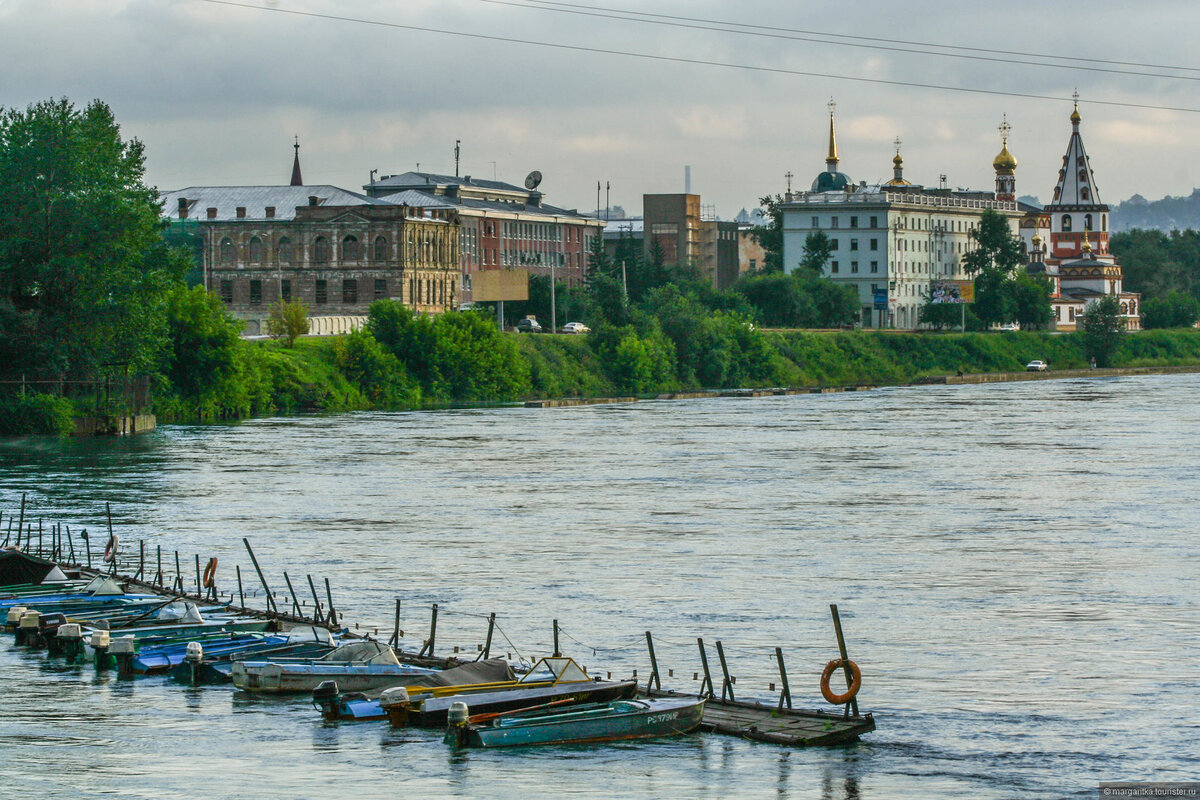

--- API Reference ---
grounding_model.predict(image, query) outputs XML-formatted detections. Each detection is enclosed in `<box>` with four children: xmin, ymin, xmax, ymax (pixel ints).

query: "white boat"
<box><xmin>231</xmin><ymin>640</ymin><xmax>436</xmax><ymax>693</ymax></box>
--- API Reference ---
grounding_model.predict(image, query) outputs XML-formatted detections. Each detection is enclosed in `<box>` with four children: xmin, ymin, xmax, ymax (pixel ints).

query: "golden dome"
<box><xmin>893</xmin><ymin>153</ymin><xmax>903</xmax><ymax>166</ymax></box>
<box><xmin>1032</xmin><ymin>233</ymin><xmax>1042</xmax><ymax>245</ymax></box>
<box><xmin>993</xmin><ymin>144</ymin><xmax>1017</xmax><ymax>172</ymax></box>
<box><xmin>1070</xmin><ymin>106</ymin><xmax>1082</xmax><ymax>124</ymax></box>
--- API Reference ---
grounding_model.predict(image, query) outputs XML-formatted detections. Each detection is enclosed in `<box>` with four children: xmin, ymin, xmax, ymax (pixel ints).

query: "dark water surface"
<box><xmin>0</xmin><ymin>374</ymin><xmax>1197</xmax><ymax>799</ymax></box>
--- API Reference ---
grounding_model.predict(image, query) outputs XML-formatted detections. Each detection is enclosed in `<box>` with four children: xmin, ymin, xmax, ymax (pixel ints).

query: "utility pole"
<box><xmin>454</xmin><ymin>140</ymin><xmax>461</xmax><ymax>177</ymax></box>
<box><xmin>605</xmin><ymin>181</ymin><xmax>610</xmax><ymax>221</ymax></box>
<box><xmin>596</xmin><ymin>181</ymin><xmax>601</xmax><ymax>218</ymax></box>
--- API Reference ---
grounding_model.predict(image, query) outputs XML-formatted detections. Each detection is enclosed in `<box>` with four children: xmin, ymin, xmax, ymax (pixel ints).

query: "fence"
<box><xmin>0</xmin><ymin>375</ymin><xmax>151</xmax><ymax>415</ymax></box>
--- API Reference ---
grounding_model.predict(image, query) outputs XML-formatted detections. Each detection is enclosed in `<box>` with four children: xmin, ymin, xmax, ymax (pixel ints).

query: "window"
<box><xmin>870</xmin><ymin>261</ymin><xmax>879</xmax><ymax>273</ymax></box>
<box><xmin>219</xmin><ymin>279</ymin><xmax>232</xmax><ymax>303</ymax></box>
<box><xmin>219</xmin><ymin>238</ymin><xmax>233</xmax><ymax>265</ymax></box>
<box><xmin>373</xmin><ymin>279</ymin><xmax>387</xmax><ymax>299</ymax></box>
<box><xmin>374</xmin><ymin>236</ymin><xmax>387</xmax><ymax>262</ymax></box>
<box><xmin>315</xmin><ymin>279</ymin><xmax>327</xmax><ymax>304</ymax></box>
<box><xmin>1084</xmin><ymin>213</ymin><xmax>1093</xmax><ymax>231</ymax></box>
<box><xmin>249</xmin><ymin>279</ymin><xmax>262</xmax><ymax>305</ymax></box>
<box><xmin>281</xmin><ymin>279</ymin><xmax>291</xmax><ymax>302</ymax></box>
<box><xmin>749</xmin><ymin>259</ymin><xmax>757</xmax><ymax>270</ymax></box>
<box><xmin>870</xmin><ymin>239</ymin><xmax>878</xmax><ymax>251</ymax></box>
<box><xmin>342</xmin><ymin>279</ymin><xmax>358</xmax><ymax>304</ymax></box>
<box><xmin>314</xmin><ymin>237</ymin><xmax>330</xmax><ymax>263</ymax></box>
<box><xmin>850</xmin><ymin>239</ymin><xmax>859</xmax><ymax>251</ymax></box>
<box><xmin>1061</xmin><ymin>215</ymin><xmax>1072</xmax><ymax>232</ymax></box>
<box><xmin>850</xmin><ymin>216</ymin><xmax>858</xmax><ymax>228</ymax></box>
<box><xmin>342</xmin><ymin>235</ymin><xmax>361</xmax><ymax>261</ymax></box>
<box><xmin>1081</xmin><ymin>187</ymin><xmax>1090</xmax><ymax>201</ymax></box>
<box><xmin>248</xmin><ymin>237</ymin><xmax>263</xmax><ymax>263</ymax></box>
<box><xmin>830</xmin><ymin>239</ymin><xmax>839</xmax><ymax>251</ymax></box>
<box><xmin>278</xmin><ymin>237</ymin><xmax>291</xmax><ymax>263</ymax></box>
<box><xmin>831</xmin><ymin>216</ymin><xmax>839</xmax><ymax>228</ymax></box>
<box><xmin>831</xmin><ymin>260</ymin><xmax>839</xmax><ymax>274</ymax></box>
<box><xmin>851</xmin><ymin>261</ymin><xmax>859</xmax><ymax>274</ymax></box>
<box><xmin>870</xmin><ymin>216</ymin><xmax>878</xmax><ymax>228</ymax></box>
<box><xmin>811</xmin><ymin>216</ymin><xmax>819</xmax><ymax>227</ymax></box>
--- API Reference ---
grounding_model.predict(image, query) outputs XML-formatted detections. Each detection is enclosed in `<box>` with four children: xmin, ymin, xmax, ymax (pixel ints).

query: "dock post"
<box><xmin>715</xmin><ymin>640</ymin><xmax>735</xmax><ymax>702</ymax></box>
<box><xmin>830</xmin><ymin>603</ymin><xmax>859</xmax><ymax>717</ymax></box>
<box><xmin>282</xmin><ymin>573</ymin><xmax>303</xmax><ymax>618</ymax></box>
<box><xmin>645</xmin><ymin>631</ymin><xmax>662</xmax><ymax>691</ymax></box>
<box><xmin>38</xmin><ymin>519</ymin><xmax>43</xmax><ymax>558</ymax></box>
<box><xmin>105</xmin><ymin>503</ymin><xmax>114</xmax><ymax>569</ymax></box>
<box><xmin>389</xmin><ymin>599</ymin><xmax>401</xmax><ymax>647</ymax></box>
<box><xmin>418</xmin><ymin>604</ymin><xmax>438</xmax><ymax>657</ymax></box>
<box><xmin>136</xmin><ymin>541</ymin><xmax>144</xmax><ymax>581</ymax></box>
<box><xmin>82</xmin><ymin>529</ymin><xmax>92</xmax><ymax>569</ymax></box>
<box><xmin>66</xmin><ymin>526</ymin><xmax>75</xmax><ymax>564</ymax></box>
<box><xmin>194</xmin><ymin>554</ymin><xmax>202</xmax><ymax>597</ymax></box>
<box><xmin>16</xmin><ymin>493</ymin><xmax>24</xmax><ymax>542</ymax></box>
<box><xmin>241</xmin><ymin>539</ymin><xmax>277</xmax><ymax>614</ymax></box>
<box><xmin>236</xmin><ymin>565</ymin><xmax>245</xmax><ymax>609</ymax></box>
<box><xmin>553</xmin><ymin>619</ymin><xmax>560</xmax><ymax>657</ymax></box>
<box><xmin>324</xmin><ymin>578</ymin><xmax>337</xmax><ymax>627</ymax></box>
<box><xmin>154</xmin><ymin>545</ymin><xmax>162</xmax><ymax>587</ymax></box>
<box><xmin>481</xmin><ymin>613</ymin><xmax>495</xmax><ymax>660</ymax></box>
<box><xmin>173</xmin><ymin>551</ymin><xmax>183</xmax><ymax>594</ymax></box>
<box><xmin>696</xmin><ymin>638</ymin><xmax>714</xmax><ymax>698</ymax></box>
<box><xmin>2</xmin><ymin>517</ymin><xmax>9</xmax><ymax>548</ymax></box>
<box><xmin>775</xmin><ymin>647</ymin><xmax>793</xmax><ymax>710</ymax></box>
<box><xmin>306</xmin><ymin>575</ymin><xmax>325</xmax><ymax>622</ymax></box>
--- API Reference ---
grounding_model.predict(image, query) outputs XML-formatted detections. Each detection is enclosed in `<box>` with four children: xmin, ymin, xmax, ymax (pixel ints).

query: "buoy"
<box><xmin>819</xmin><ymin>658</ymin><xmax>862</xmax><ymax>706</ymax></box>
<box><xmin>202</xmin><ymin>558</ymin><xmax>217</xmax><ymax>589</ymax></box>
<box><xmin>103</xmin><ymin>533</ymin><xmax>119</xmax><ymax>563</ymax></box>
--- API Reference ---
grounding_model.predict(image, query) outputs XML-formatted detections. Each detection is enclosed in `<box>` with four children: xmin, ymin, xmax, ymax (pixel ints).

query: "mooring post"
<box><xmin>2</xmin><ymin>517</ymin><xmax>9</xmax><ymax>548</ymax></box>
<box><xmin>696</xmin><ymin>638</ymin><xmax>714</xmax><ymax>698</ymax></box>
<box><xmin>481</xmin><ymin>612</ymin><xmax>495</xmax><ymax>660</ymax></box>
<box><xmin>715</xmin><ymin>640</ymin><xmax>735</xmax><ymax>702</ymax></box>
<box><xmin>17</xmin><ymin>493</ymin><xmax>25</xmax><ymax>540</ymax></box>
<box><xmin>66</xmin><ymin>525</ymin><xmax>75</xmax><ymax>564</ymax></box>
<box><xmin>154</xmin><ymin>545</ymin><xmax>162</xmax><ymax>587</ymax></box>
<box><xmin>830</xmin><ymin>603</ymin><xmax>859</xmax><ymax>717</ymax></box>
<box><xmin>173</xmin><ymin>551</ymin><xmax>183</xmax><ymax>594</ymax></box>
<box><xmin>305</xmin><ymin>575</ymin><xmax>325</xmax><ymax>622</ymax></box>
<box><xmin>419</xmin><ymin>604</ymin><xmax>438</xmax><ymax>657</ymax></box>
<box><xmin>194</xmin><ymin>554</ymin><xmax>202</xmax><ymax>597</ymax></box>
<box><xmin>553</xmin><ymin>619</ymin><xmax>560</xmax><ymax>657</ymax></box>
<box><xmin>38</xmin><ymin>519</ymin><xmax>43</xmax><ymax>558</ymax></box>
<box><xmin>282</xmin><ymin>572</ymin><xmax>303</xmax><ymax>618</ymax></box>
<box><xmin>645</xmin><ymin>631</ymin><xmax>662</xmax><ymax>691</ymax></box>
<box><xmin>82</xmin><ymin>529</ymin><xmax>92</xmax><ymax>569</ymax></box>
<box><xmin>136</xmin><ymin>541</ymin><xmax>144</xmax><ymax>581</ymax></box>
<box><xmin>236</xmin><ymin>564</ymin><xmax>245</xmax><ymax>609</ymax></box>
<box><xmin>389</xmin><ymin>599</ymin><xmax>401</xmax><ymax>648</ymax></box>
<box><xmin>324</xmin><ymin>578</ymin><xmax>337</xmax><ymax>627</ymax></box>
<box><xmin>241</xmin><ymin>539</ymin><xmax>277</xmax><ymax>614</ymax></box>
<box><xmin>775</xmin><ymin>646</ymin><xmax>793</xmax><ymax>710</ymax></box>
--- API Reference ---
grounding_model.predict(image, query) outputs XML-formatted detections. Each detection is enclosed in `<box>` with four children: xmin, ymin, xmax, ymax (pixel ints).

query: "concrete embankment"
<box><xmin>931</xmin><ymin>364</ymin><xmax>1200</xmax><ymax>385</ymax></box>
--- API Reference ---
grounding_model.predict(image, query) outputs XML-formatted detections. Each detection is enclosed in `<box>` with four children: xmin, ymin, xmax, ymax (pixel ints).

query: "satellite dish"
<box><xmin>524</xmin><ymin>171</ymin><xmax>543</xmax><ymax>190</ymax></box>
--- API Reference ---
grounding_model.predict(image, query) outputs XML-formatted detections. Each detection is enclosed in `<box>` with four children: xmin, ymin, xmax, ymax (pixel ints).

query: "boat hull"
<box><xmin>458</xmin><ymin>697</ymin><xmax>706</xmax><ymax>748</ymax></box>
<box><xmin>387</xmin><ymin>679</ymin><xmax>639</xmax><ymax>727</ymax></box>
<box><xmin>232</xmin><ymin>662</ymin><xmax>437</xmax><ymax>694</ymax></box>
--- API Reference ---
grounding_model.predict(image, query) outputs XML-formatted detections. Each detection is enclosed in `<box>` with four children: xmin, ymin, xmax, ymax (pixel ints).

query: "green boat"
<box><xmin>445</xmin><ymin>696</ymin><xmax>706</xmax><ymax>748</ymax></box>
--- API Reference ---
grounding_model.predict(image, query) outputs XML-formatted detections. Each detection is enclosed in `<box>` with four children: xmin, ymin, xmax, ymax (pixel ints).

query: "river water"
<box><xmin>0</xmin><ymin>374</ymin><xmax>1197</xmax><ymax>800</ymax></box>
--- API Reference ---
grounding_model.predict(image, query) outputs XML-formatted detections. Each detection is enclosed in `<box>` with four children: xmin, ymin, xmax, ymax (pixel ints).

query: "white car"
<box><xmin>1025</xmin><ymin>360</ymin><xmax>1048</xmax><ymax>372</ymax></box>
<box><xmin>561</xmin><ymin>322</ymin><xmax>590</xmax><ymax>334</ymax></box>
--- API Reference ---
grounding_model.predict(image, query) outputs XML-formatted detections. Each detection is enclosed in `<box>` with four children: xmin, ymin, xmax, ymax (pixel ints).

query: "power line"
<box><xmin>522</xmin><ymin>0</ymin><xmax>1200</xmax><ymax>76</ymax></box>
<box><xmin>197</xmin><ymin>0</ymin><xmax>1200</xmax><ymax>115</ymax></box>
<box><xmin>490</xmin><ymin>0</ymin><xmax>1200</xmax><ymax>83</ymax></box>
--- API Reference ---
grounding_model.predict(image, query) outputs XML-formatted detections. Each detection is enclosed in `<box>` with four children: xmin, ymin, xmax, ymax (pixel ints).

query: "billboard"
<box><xmin>929</xmin><ymin>280</ymin><xmax>975</xmax><ymax>304</ymax></box>
<box><xmin>872</xmin><ymin>288</ymin><xmax>888</xmax><ymax>310</ymax></box>
<box><xmin>473</xmin><ymin>269</ymin><xmax>529</xmax><ymax>302</ymax></box>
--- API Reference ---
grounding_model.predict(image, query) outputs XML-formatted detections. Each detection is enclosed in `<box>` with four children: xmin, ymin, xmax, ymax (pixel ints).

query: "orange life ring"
<box><xmin>820</xmin><ymin>658</ymin><xmax>862</xmax><ymax>705</ymax></box>
<box><xmin>202</xmin><ymin>557</ymin><xmax>218</xmax><ymax>589</ymax></box>
<box><xmin>103</xmin><ymin>534</ymin><xmax>118</xmax><ymax>563</ymax></box>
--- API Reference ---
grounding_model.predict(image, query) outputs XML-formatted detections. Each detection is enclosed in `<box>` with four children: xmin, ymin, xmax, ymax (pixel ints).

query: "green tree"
<box><xmin>749</xmin><ymin>194</ymin><xmax>784</xmax><ymax>272</ymax></box>
<box><xmin>1012</xmin><ymin>273</ymin><xmax>1054</xmax><ymax>330</ymax></box>
<box><xmin>1141</xmin><ymin>289</ymin><xmax>1200</xmax><ymax>329</ymax></box>
<box><xmin>587</xmin><ymin>273</ymin><xmax>630</xmax><ymax>326</ymax></box>
<box><xmin>266</xmin><ymin>299</ymin><xmax>310</xmax><ymax>346</ymax></box>
<box><xmin>799</xmin><ymin>231</ymin><xmax>834</xmax><ymax>273</ymax></box>
<box><xmin>962</xmin><ymin>209</ymin><xmax>1034</xmax><ymax>328</ymax></box>
<box><xmin>918</xmin><ymin>300</ymin><xmax>964</xmax><ymax>331</ymax></box>
<box><xmin>1079</xmin><ymin>295</ymin><xmax>1125</xmax><ymax>367</ymax></box>
<box><xmin>160</xmin><ymin>285</ymin><xmax>242</xmax><ymax>400</ymax></box>
<box><xmin>0</xmin><ymin>98</ymin><xmax>184</xmax><ymax>379</ymax></box>
<box><xmin>585</xmin><ymin>231</ymin><xmax>613</xmax><ymax>281</ymax></box>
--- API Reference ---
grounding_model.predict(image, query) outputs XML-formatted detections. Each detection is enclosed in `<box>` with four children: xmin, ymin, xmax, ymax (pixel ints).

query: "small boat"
<box><xmin>169</xmin><ymin>631</ymin><xmax>338</xmax><ymax>685</ymax></box>
<box><xmin>232</xmin><ymin>640</ymin><xmax>436</xmax><ymax>694</ymax></box>
<box><xmin>445</xmin><ymin>696</ymin><xmax>706</xmax><ymax>748</ymax></box>
<box><xmin>311</xmin><ymin>658</ymin><xmax>517</xmax><ymax>721</ymax></box>
<box><xmin>379</xmin><ymin>657</ymin><xmax>639</xmax><ymax>727</ymax></box>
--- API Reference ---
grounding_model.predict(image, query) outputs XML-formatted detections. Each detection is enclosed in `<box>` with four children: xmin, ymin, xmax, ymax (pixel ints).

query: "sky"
<box><xmin>2</xmin><ymin>0</ymin><xmax>1198</xmax><ymax>219</ymax></box>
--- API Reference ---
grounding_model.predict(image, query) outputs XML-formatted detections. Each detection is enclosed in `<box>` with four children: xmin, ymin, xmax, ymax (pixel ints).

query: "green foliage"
<box><xmin>919</xmin><ymin>300</ymin><xmax>967</xmax><ymax>331</ymax></box>
<box><xmin>587</xmin><ymin>322</ymin><xmax>675</xmax><ymax>393</ymax></box>
<box><xmin>587</xmin><ymin>273</ymin><xmax>630</xmax><ymax>327</ymax></box>
<box><xmin>266</xmin><ymin>299</ymin><xmax>310</xmax><ymax>346</ymax></box>
<box><xmin>732</xmin><ymin>270</ymin><xmax>858</xmax><ymax>328</ymax></box>
<box><xmin>750</xmin><ymin>194</ymin><xmax>784</xmax><ymax>272</ymax></box>
<box><xmin>334</xmin><ymin>329</ymin><xmax>418</xmax><ymax>406</ymax></box>
<box><xmin>1012</xmin><ymin>273</ymin><xmax>1054</xmax><ymax>330</ymax></box>
<box><xmin>1080</xmin><ymin>295</ymin><xmax>1125</xmax><ymax>367</ymax></box>
<box><xmin>1111</xmin><ymin>228</ymin><xmax>1200</xmax><ymax>302</ymax></box>
<box><xmin>799</xmin><ymin>231</ymin><xmax>834</xmax><ymax>273</ymax></box>
<box><xmin>1141</xmin><ymin>289</ymin><xmax>1200</xmax><ymax>329</ymax></box>
<box><xmin>962</xmin><ymin>210</ymin><xmax>1026</xmax><ymax>277</ymax></box>
<box><xmin>0</xmin><ymin>98</ymin><xmax>185</xmax><ymax>379</ymax></box>
<box><xmin>0</xmin><ymin>392</ymin><xmax>75</xmax><ymax>436</ymax></box>
<box><xmin>160</xmin><ymin>284</ymin><xmax>241</xmax><ymax>400</ymax></box>
<box><xmin>961</xmin><ymin>209</ymin><xmax>1047</xmax><ymax>328</ymax></box>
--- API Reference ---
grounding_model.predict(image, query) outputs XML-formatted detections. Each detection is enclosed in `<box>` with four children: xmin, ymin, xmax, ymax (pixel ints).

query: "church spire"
<box><xmin>290</xmin><ymin>136</ymin><xmax>304</xmax><ymax>187</ymax></box>
<box><xmin>826</xmin><ymin>98</ymin><xmax>839</xmax><ymax>172</ymax></box>
<box><xmin>993</xmin><ymin>114</ymin><xmax>1017</xmax><ymax>202</ymax></box>
<box><xmin>1047</xmin><ymin>93</ymin><xmax>1103</xmax><ymax>209</ymax></box>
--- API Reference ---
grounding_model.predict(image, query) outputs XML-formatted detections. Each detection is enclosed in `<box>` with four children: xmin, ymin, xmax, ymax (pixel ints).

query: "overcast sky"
<box><xmin>2</xmin><ymin>0</ymin><xmax>1198</xmax><ymax>218</ymax></box>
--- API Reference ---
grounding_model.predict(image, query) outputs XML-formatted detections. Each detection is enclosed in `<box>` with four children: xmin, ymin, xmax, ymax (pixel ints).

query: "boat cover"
<box><xmin>0</xmin><ymin>550</ymin><xmax>57</xmax><ymax>587</ymax></box>
<box><xmin>41</xmin><ymin>566</ymin><xmax>70</xmax><ymax>583</ymax></box>
<box><xmin>319</xmin><ymin>641</ymin><xmax>400</xmax><ymax>665</ymax></box>
<box><xmin>414</xmin><ymin>658</ymin><xmax>514</xmax><ymax>687</ymax></box>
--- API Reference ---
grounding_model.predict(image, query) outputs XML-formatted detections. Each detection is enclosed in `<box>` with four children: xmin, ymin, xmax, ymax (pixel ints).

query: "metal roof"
<box><xmin>369</xmin><ymin>171</ymin><xmax>527</xmax><ymax>194</ymax></box>
<box><xmin>160</xmin><ymin>185</ymin><xmax>386</xmax><ymax>222</ymax></box>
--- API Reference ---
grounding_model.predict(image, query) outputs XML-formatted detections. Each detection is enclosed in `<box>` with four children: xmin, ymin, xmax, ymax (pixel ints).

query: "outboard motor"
<box><xmin>57</xmin><ymin>623</ymin><xmax>86</xmax><ymax>663</ymax></box>
<box><xmin>90</xmin><ymin>629</ymin><xmax>111</xmax><ymax>671</ymax></box>
<box><xmin>16</xmin><ymin>611</ymin><xmax>41</xmax><ymax>646</ymax></box>
<box><xmin>443</xmin><ymin>701</ymin><xmax>470</xmax><ymax>746</ymax></box>
<box><xmin>110</xmin><ymin>636</ymin><xmax>137</xmax><ymax>679</ymax></box>
<box><xmin>5</xmin><ymin>606</ymin><xmax>27</xmax><ymax>633</ymax></box>
<box><xmin>183</xmin><ymin>641</ymin><xmax>204</xmax><ymax>685</ymax></box>
<box><xmin>38</xmin><ymin>613</ymin><xmax>68</xmax><ymax>653</ymax></box>
<box><xmin>311</xmin><ymin>680</ymin><xmax>341</xmax><ymax>720</ymax></box>
<box><xmin>380</xmin><ymin>685</ymin><xmax>411</xmax><ymax>727</ymax></box>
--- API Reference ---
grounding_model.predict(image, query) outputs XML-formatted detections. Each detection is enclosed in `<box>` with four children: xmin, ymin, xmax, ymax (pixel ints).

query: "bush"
<box><xmin>266</xmin><ymin>299</ymin><xmax>311</xmax><ymax>346</ymax></box>
<box><xmin>0</xmin><ymin>392</ymin><xmax>75</xmax><ymax>436</ymax></box>
<box><xmin>335</xmin><ymin>330</ymin><xmax>419</xmax><ymax>406</ymax></box>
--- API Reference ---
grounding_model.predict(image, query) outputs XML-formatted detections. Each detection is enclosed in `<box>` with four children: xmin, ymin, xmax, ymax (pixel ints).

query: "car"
<box><xmin>561</xmin><ymin>322</ymin><xmax>590</xmax><ymax>334</ymax></box>
<box><xmin>1025</xmin><ymin>360</ymin><xmax>1048</xmax><ymax>372</ymax></box>
<box><xmin>516</xmin><ymin>317</ymin><xmax>542</xmax><ymax>333</ymax></box>
<box><xmin>998</xmin><ymin>323</ymin><xmax>1019</xmax><ymax>332</ymax></box>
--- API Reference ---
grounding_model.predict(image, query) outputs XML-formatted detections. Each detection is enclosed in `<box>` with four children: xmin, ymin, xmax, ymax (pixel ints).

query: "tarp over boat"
<box><xmin>412</xmin><ymin>658</ymin><xmax>514</xmax><ymax>687</ymax></box>
<box><xmin>0</xmin><ymin>550</ymin><xmax>57</xmax><ymax>587</ymax></box>
<box><xmin>318</xmin><ymin>641</ymin><xmax>400</xmax><ymax>665</ymax></box>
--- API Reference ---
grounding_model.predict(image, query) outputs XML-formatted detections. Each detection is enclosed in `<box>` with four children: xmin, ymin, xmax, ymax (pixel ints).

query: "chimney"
<box><xmin>685</xmin><ymin>165</ymin><xmax>691</xmax><ymax>194</ymax></box>
<box><xmin>528</xmin><ymin>191</ymin><xmax>543</xmax><ymax>207</ymax></box>
<box><xmin>236</xmin><ymin>206</ymin><xmax>246</xmax><ymax>219</ymax></box>
<box><xmin>265</xmin><ymin>206</ymin><xmax>275</xmax><ymax>219</ymax></box>
<box><xmin>177</xmin><ymin>197</ymin><xmax>188</xmax><ymax>219</ymax></box>
<box><xmin>308</xmin><ymin>195</ymin><xmax>319</xmax><ymax>206</ymax></box>
<box><xmin>206</xmin><ymin>207</ymin><xmax>217</xmax><ymax>220</ymax></box>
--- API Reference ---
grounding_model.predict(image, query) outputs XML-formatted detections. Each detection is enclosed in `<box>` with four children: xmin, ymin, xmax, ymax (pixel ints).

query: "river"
<box><xmin>0</xmin><ymin>373</ymin><xmax>1197</xmax><ymax>799</ymax></box>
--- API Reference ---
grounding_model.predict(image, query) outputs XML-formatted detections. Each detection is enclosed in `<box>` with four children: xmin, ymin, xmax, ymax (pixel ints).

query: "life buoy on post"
<box><xmin>103</xmin><ymin>534</ymin><xmax>119</xmax><ymax>563</ymax></box>
<box><xmin>820</xmin><ymin>658</ymin><xmax>862</xmax><ymax>705</ymax></box>
<box><xmin>202</xmin><ymin>558</ymin><xmax>218</xmax><ymax>589</ymax></box>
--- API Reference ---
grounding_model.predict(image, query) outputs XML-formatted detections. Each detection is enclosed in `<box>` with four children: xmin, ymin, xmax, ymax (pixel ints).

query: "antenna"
<box><xmin>454</xmin><ymin>140</ymin><xmax>461</xmax><ymax>178</ymax></box>
<box><xmin>785</xmin><ymin>171</ymin><xmax>794</xmax><ymax>193</ymax></box>
<box><xmin>524</xmin><ymin>170</ymin><xmax>543</xmax><ymax>191</ymax></box>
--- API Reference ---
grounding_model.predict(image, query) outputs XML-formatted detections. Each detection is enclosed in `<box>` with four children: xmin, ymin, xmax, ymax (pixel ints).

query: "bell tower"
<box><xmin>993</xmin><ymin>115</ymin><xmax>1016</xmax><ymax>202</ymax></box>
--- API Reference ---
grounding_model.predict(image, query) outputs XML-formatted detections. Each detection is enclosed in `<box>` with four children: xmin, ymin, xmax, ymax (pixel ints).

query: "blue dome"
<box><xmin>812</xmin><ymin>171</ymin><xmax>853</xmax><ymax>192</ymax></box>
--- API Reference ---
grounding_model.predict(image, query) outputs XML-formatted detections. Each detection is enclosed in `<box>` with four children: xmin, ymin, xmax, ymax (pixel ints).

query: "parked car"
<box><xmin>998</xmin><ymin>323</ymin><xmax>1019</xmax><ymax>332</ymax></box>
<box><xmin>516</xmin><ymin>317</ymin><xmax>542</xmax><ymax>333</ymax></box>
<box><xmin>1025</xmin><ymin>360</ymin><xmax>1048</xmax><ymax>371</ymax></box>
<box><xmin>561</xmin><ymin>322</ymin><xmax>590</xmax><ymax>334</ymax></box>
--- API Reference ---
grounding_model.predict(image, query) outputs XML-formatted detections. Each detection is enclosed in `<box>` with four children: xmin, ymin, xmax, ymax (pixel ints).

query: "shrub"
<box><xmin>0</xmin><ymin>392</ymin><xmax>75</xmax><ymax>436</ymax></box>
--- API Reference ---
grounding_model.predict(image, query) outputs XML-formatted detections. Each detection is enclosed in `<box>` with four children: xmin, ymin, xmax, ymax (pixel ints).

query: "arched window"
<box><xmin>342</xmin><ymin>235</ymin><xmax>361</xmax><ymax>261</ymax></box>
<box><xmin>248</xmin><ymin>236</ymin><xmax>263</xmax><ymax>263</ymax></box>
<box><xmin>219</xmin><ymin>237</ymin><xmax>234</xmax><ymax>264</ymax></box>
<box><xmin>278</xmin><ymin>237</ymin><xmax>292</xmax><ymax>263</ymax></box>
<box><xmin>1084</xmin><ymin>214</ymin><xmax>1093</xmax><ymax>231</ymax></box>
<box><xmin>314</xmin><ymin>236</ymin><xmax>330</xmax><ymax>263</ymax></box>
<box><xmin>1061</xmin><ymin>215</ymin><xmax>1072</xmax><ymax>232</ymax></box>
<box><xmin>1102</xmin><ymin>214</ymin><xmax>1108</xmax><ymax>232</ymax></box>
<box><xmin>374</xmin><ymin>236</ymin><xmax>387</xmax><ymax>262</ymax></box>
<box><xmin>1081</xmin><ymin>187</ymin><xmax>1090</xmax><ymax>201</ymax></box>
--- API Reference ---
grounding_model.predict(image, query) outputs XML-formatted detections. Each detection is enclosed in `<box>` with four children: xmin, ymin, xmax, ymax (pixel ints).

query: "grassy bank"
<box><xmin>147</xmin><ymin>328</ymin><xmax>1200</xmax><ymax>424</ymax></box>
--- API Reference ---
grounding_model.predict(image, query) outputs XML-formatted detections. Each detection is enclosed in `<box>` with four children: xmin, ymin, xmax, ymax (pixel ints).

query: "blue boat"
<box><xmin>445</xmin><ymin>696</ymin><xmax>706</xmax><ymax>748</ymax></box>
<box><xmin>232</xmin><ymin>640</ymin><xmax>437</xmax><ymax>694</ymax></box>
